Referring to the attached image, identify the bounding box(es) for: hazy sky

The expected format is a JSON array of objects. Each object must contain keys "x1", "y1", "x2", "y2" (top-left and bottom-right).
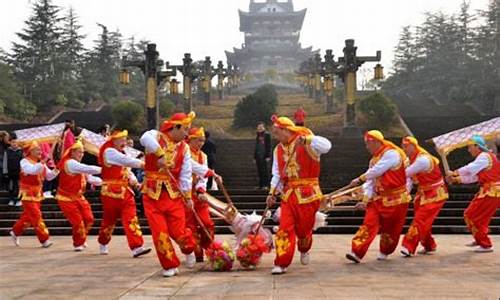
[{"x1": 0, "y1": 0, "x2": 491, "y2": 74}]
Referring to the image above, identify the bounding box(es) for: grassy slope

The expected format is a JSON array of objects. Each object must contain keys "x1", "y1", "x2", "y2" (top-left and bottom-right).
[{"x1": 190, "y1": 92, "x2": 405, "y2": 139}]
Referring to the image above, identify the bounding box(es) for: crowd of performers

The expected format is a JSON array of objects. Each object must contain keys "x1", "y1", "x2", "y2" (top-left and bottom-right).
[{"x1": 8, "y1": 111, "x2": 500, "y2": 277}]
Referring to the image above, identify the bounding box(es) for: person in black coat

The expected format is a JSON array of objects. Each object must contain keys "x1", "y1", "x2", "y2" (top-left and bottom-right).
[
  {"x1": 254, "y1": 122, "x2": 271, "y2": 189},
  {"x1": 201, "y1": 131, "x2": 216, "y2": 189},
  {"x1": 5, "y1": 133, "x2": 22, "y2": 206}
]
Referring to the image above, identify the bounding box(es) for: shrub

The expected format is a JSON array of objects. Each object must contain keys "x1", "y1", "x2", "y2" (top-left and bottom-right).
[
  {"x1": 159, "y1": 97, "x2": 175, "y2": 118},
  {"x1": 233, "y1": 84, "x2": 278, "y2": 128},
  {"x1": 111, "y1": 100, "x2": 144, "y2": 133},
  {"x1": 356, "y1": 92, "x2": 397, "y2": 130}
]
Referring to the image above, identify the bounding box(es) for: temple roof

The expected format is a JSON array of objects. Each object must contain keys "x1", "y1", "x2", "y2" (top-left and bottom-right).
[
  {"x1": 249, "y1": 0, "x2": 294, "y2": 13},
  {"x1": 239, "y1": 9, "x2": 306, "y2": 32}
]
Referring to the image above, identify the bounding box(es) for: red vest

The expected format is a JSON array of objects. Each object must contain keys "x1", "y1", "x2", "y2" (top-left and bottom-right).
[
  {"x1": 143, "y1": 132, "x2": 187, "y2": 200},
  {"x1": 19, "y1": 157, "x2": 45, "y2": 202},
  {"x1": 56, "y1": 159, "x2": 86, "y2": 201},
  {"x1": 410, "y1": 151, "x2": 448, "y2": 205},
  {"x1": 370, "y1": 145, "x2": 410, "y2": 206},
  {"x1": 275, "y1": 134, "x2": 322, "y2": 204},
  {"x1": 476, "y1": 152, "x2": 500, "y2": 198},
  {"x1": 100, "y1": 148, "x2": 129, "y2": 199}
]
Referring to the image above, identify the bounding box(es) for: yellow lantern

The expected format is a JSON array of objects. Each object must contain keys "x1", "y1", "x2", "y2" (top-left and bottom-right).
[
  {"x1": 202, "y1": 77, "x2": 210, "y2": 93},
  {"x1": 324, "y1": 76, "x2": 334, "y2": 96},
  {"x1": 119, "y1": 69, "x2": 130, "y2": 85},
  {"x1": 170, "y1": 79, "x2": 179, "y2": 95},
  {"x1": 374, "y1": 64, "x2": 384, "y2": 80},
  {"x1": 183, "y1": 77, "x2": 191, "y2": 99}
]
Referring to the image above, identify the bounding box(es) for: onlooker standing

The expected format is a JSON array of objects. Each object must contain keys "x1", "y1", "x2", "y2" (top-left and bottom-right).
[
  {"x1": 254, "y1": 122, "x2": 271, "y2": 189},
  {"x1": 0, "y1": 131, "x2": 10, "y2": 191},
  {"x1": 201, "y1": 131, "x2": 217, "y2": 190},
  {"x1": 98, "y1": 124, "x2": 110, "y2": 138},
  {"x1": 6, "y1": 133, "x2": 22, "y2": 206},
  {"x1": 294, "y1": 106, "x2": 307, "y2": 126}
]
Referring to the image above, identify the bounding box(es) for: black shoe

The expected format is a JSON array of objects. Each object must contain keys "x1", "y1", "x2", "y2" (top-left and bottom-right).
[
  {"x1": 133, "y1": 246, "x2": 152, "y2": 258},
  {"x1": 196, "y1": 256, "x2": 204, "y2": 263},
  {"x1": 345, "y1": 252, "x2": 360, "y2": 263}
]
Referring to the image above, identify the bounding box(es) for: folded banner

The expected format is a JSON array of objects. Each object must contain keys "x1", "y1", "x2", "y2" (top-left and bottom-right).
[
  {"x1": 79, "y1": 129, "x2": 142, "y2": 158},
  {"x1": 430, "y1": 117, "x2": 500, "y2": 155},
  {"x1": 14, "y1": 123, "x2": 65, "y2": 143}
]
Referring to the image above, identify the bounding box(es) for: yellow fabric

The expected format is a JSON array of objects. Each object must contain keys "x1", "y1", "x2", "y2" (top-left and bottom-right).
[
  {"x1": 366, "y1": 130, "x2": 408, "y2": 163},
  {"x1": 188, "y1": 127, "x2": 205, "y2": 140},
  {"x1": 272, "y1": 115, "x2": 313, "y2": 136},
  {"x1": 109, "y1": 130, "x2": 128, "y2": 140},
  {"x1": 403, "y1": 136, "x2": 440, "y2": 166}
]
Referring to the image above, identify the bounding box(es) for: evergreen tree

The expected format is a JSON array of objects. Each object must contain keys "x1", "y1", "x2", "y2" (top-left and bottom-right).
[
  {"x1": 58, "y1": 7, "x2": 86, "y2": 107},
  {"x1": 0, "y1": 63, "x2": 37, "y2": 120},
  {"x1": 9, "y1": 0, "x2": 63, "y2": 110}
]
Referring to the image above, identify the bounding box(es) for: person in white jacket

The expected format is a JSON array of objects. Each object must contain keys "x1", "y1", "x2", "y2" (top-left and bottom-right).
[
  {"x1": 55, "y1": 141, "x2": 102, "y2": 251},
  {"x1": 9, "y1": 141, "x2": 59, "y2": 248}
]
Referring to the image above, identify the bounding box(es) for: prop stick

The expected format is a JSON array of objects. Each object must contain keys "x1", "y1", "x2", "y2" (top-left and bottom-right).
[
  {"x1": 328, "y1": 181, "x2": 361, "y2": 196},
  {"x1": 255, "y1": 142, "x2": 298, "y2": 234},
  {"x1": 215, "y1": 176, "x2": 235, "y2": 208}
]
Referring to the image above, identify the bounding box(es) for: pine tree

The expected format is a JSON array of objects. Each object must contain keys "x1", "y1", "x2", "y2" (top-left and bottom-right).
[
  {"x1": 59, "y1": 7, "x2": 86, "y2": 107},
  {"x1": 9, "y1": 0, "x2": 63, "y2": 110}
]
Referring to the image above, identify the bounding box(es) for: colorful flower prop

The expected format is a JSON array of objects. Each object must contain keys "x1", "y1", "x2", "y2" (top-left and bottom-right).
[
  {"x1": 236, "y1": 233, "x2": 271, "y2": 269},
  {"x1": 206, "y1": 240, "x2": 235, "y2": 271}
]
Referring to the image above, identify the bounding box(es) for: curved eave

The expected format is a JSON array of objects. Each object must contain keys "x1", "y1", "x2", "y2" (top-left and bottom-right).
[{"x1": 239, "y1": 8, "x2": 307, "y2": 32}]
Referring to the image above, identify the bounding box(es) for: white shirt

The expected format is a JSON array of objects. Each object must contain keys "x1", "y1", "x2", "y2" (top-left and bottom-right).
[
  {"x1": 405, "y1": 154, "x2": 432, "y2": 191},
  {"x1": 103, "y1": 148, "x2": 143, "y2": 169},
  {"x1": 66, "y1": 159, "x2": 102, "y2": 186},
  {"x1": 362, "y1": 149, "x2": 402, "y2": 199},
  {"x1": 140, "y1": 129, "x2": 192, "y2": 193},
  {"x1": 457, "y1": 152, "x2": 492, "y2": 184},
  {"x1": 20, "y1": 158, "x2": 58, "y2": 181},
  {"x1": 270, "y1": 135, "x2": 332, "y2": 192},
  {"x1": 192, "y1": 155, "x2": 209, "y2": 192}
]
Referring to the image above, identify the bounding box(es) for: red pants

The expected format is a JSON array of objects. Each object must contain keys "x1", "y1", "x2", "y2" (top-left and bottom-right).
[
  {"x1": 143, "y1": 192, "x2": 195, "y2": 270},
  {"x1": 274, "y1": 196, "x2": 320, "y2": 268},
  {"x1": 185, "y1": 199, "x2": 214, "y2": 259},
  {"x1": 12, "y1": 201, "x2": 50, "y2": 243},
  {"x1": 402, "y1": 199, "x2": 445, "y2": 254},
  {"x1": 351, "y1": 201, "x2": 408, "y2": 259},
  {"x1": 464, "y1": 195, "x2": 500, "y2": 248},
  {"x1": 58, "y1": 199, "x2": 94, "y2": 247},
  {"x1": 97, "y1": 191, "x2": 144, "y2": 250}
]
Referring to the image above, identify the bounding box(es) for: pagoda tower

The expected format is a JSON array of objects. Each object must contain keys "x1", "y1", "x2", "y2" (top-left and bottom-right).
[{"x1": 225, "y1": 0, "x2": 318, "y2": 77}]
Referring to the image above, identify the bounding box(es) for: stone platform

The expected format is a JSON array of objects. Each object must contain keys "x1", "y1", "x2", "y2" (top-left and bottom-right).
[{"x1": 0, "y1": 235, "x2": 499, "y2": 299}]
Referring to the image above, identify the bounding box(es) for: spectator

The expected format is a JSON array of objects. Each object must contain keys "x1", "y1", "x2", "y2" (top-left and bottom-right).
[
  {"x1": 254, "y1": 122, "x2": 271, "y2": 189},
  {"x1": 294, "y1": 106, "x2": 307, "y2": 126},
  {"x1": 0, "y1": 131, "x2": 10, "y2": 191},
  {"x1": 201, "y1": 131, "x2": 217, "y2": 189},
  {"x1": 98, "y1": 124, "x2": 110, "y2": 138},
  {"x1": 5, "y1": 133, "x2": 22, "y2": 206}
]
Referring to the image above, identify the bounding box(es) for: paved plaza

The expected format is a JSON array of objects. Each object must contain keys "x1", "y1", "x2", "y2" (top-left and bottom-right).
[{"x1": 0, "y1": 234, "x2": 499, "y2": 299}]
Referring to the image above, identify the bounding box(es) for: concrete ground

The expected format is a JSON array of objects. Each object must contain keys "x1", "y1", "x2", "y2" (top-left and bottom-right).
[{"x1": 0, "y1": 234, "x2": 499, "y2": 300}]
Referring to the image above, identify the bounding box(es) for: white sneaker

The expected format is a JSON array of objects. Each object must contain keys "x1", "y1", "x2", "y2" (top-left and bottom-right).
[
  {"x1": 271, "y1": 265, "x2": 287, "y2": 275},
  {"x1": 74, "y1": 245, "x2": 85, "y2": 252},
  {"x1": 132, "y1": 246, "x2": 152, "y2": 258},
  {"x1": 465, "y1": 241, "x2": 478, "y2": 247},
  {"x1": 15, "y1": 201, "x2": 22, "y2": 207},
  {"x1": 99, "y1": 244, "x2": 109, "y2": 255},
  {"x1": 162, "y1": 268, "x2": 179, "y2": 277},
  {"x1": 474, "y1": 246, "x2": 493, "y2": 253},
  {"x1": 185, "y1": 253, "x2": 196, "y2": 269},
  {"x1": 83, "y1": 242, "x2": 88, "y2": 248},
  {"x1": 400, "y1": 247, "x2": 411, "y2": 257},
  {"x1": 300, "y1": 252, "x2": 310, "y2": 265},
  {"x1": 345, "y1": 251, "x2": 361, "y2": 263},
  {"x1": 377, "y1": 252, "x2": 388, "y2": 260},
  {"x1": 9, "y1": 231, "x2": 20, "y2": 247},
  {"x1": 43, "y1": 191, "x2": 54, "y2": 199},
  {"x1": 42, "y1": 240, "x2": 53, "y2": 248},
  {"x1": 417, "y1": 248, "x2": 436, "y2": 255},
  {"x1": 8, "y1": 200, "x2": 14, "y2": 206}
]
